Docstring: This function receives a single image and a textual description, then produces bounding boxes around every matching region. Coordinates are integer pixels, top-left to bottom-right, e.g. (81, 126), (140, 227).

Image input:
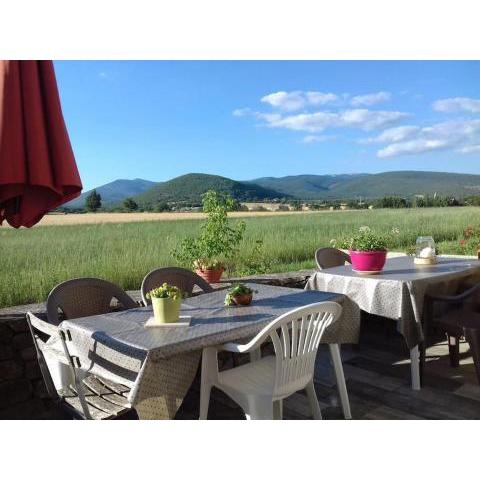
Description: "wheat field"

(27, 209), (327, 227)
(1, 207), (479, 308)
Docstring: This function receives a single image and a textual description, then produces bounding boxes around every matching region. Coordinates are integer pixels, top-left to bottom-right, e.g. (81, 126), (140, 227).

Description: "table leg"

(410, 345), (421, 390)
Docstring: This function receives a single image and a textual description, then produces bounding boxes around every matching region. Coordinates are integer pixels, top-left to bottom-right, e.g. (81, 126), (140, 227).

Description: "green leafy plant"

(146, 283), (183, 301)
(333, 226), (388, 252)
(172, 190), (246, 270)
(235, 240), (272, 276)
(405, 245), (416, 256)
(224, 283), (256, 306)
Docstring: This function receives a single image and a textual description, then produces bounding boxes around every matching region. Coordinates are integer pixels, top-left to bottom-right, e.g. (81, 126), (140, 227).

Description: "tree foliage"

(123, 197), (138, 211)
(171, 190), (246, 269)
(85, 190), (102, 212)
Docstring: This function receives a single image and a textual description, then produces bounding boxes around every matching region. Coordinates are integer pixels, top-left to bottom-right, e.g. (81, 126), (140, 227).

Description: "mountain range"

(65, 171), (480, 209)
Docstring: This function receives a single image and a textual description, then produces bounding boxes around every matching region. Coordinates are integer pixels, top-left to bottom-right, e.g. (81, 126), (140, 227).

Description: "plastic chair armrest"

(426, 282), (480, 305)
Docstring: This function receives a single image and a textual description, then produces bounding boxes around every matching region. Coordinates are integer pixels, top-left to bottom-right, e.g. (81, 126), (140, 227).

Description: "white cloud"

(259, 108), (408, 133)
(260, 90), (337, 111)
(376, 119), (480, 158)
(350, 91), (391, 107)
(459, 144), (480, 154)
(232, 108), (251, 117)
(98, 72), (108, 79)
(301, 135), (331, 144)
(339, 109), (407, 130)
(305, 91), (338, 106)
(363, 125), (420, 143)
(433, 97), (480, 113)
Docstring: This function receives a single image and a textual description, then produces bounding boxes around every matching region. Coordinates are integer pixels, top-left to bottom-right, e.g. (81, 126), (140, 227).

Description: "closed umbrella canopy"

(0, 60), (82, 228)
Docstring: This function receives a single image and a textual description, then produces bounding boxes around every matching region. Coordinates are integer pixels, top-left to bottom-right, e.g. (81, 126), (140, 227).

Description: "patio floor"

(176, 315), (480, 420)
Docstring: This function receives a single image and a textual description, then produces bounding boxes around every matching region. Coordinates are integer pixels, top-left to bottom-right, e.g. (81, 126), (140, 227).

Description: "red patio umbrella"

(0, 60), (82, 228)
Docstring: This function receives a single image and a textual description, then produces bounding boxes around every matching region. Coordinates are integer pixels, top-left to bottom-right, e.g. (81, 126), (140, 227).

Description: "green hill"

(134, 173), (287, 206)
(66, 178), (159, 208)
(249, 174), (367, 199)
(251, 171), (480, 200)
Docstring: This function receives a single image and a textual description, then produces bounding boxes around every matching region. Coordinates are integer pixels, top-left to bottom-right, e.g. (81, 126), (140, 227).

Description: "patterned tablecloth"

(57, 283), (360, 419)
(306, 256), (480, 349)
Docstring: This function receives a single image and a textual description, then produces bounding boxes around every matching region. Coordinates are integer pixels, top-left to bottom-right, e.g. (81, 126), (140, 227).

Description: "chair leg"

(410, 345), (421, 391)
(245, 397), (274, 420)
(447, 334), (460, 368)
(249, 349), (262, 363)
(199, 382), (212, 420)
(305, 380), (322, 420)
(199, 347), (217, 420)
(273, 399), (283, 420)
(465, 328), (480, 385)
(329, 343), (352, 419)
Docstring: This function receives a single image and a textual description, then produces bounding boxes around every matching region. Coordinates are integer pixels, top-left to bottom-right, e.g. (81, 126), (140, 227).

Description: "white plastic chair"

(26, 312), (134, 420)
(199, 301), (348, 420)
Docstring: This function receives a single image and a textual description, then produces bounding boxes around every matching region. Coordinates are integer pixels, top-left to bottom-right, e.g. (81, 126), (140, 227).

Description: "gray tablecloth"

(59, 283), (360, 419)
(306, 256), (480, 349)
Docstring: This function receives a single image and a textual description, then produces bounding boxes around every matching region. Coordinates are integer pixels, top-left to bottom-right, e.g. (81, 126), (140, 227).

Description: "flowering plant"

(332, 226), (388, 252)
(146, 283), (183, 301)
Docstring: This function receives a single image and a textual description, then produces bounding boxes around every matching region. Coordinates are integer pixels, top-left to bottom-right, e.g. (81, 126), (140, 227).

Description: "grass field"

(1, 207), (480, 308)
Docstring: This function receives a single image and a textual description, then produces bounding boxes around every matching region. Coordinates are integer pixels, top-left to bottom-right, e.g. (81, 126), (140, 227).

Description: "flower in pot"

(146, 283), (183, 324)
(193, 258), (225, 283)
(336, 226), (388, 273)
(224, 283), (256, 306)
(171, 190), (246, 284)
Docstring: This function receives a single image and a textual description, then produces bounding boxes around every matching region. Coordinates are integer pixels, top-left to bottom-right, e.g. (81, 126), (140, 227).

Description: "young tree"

(85, 189), (102, 212)
(123, 197), (138, 211)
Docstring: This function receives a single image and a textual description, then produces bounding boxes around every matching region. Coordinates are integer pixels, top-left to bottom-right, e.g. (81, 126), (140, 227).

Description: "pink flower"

(459, 240), (465, 246)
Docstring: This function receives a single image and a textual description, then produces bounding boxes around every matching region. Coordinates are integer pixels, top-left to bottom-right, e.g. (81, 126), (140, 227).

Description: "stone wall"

(0, 314), (58, 419)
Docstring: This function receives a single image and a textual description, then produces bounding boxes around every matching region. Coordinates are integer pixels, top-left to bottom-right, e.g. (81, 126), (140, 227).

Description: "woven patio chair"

(315, 247), (351, 270)
(26, 312), (136, 420)
(199, 301), (348, 420)
(141, 267), (213, 306)
(422, 282), (480, 385)
(46, 277), (138, 325)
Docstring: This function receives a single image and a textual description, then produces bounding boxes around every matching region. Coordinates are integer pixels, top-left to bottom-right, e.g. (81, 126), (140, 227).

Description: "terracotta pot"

(231, 293), (253, 306)
(349, 250), (387, 273)
(195, 267), (224, 284)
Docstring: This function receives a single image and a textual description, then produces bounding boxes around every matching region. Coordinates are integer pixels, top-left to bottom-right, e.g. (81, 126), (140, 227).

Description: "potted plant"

(193, 258), (225, 283)
(224, 283), (256, 306)
(146, 283), (183, 324)
(335, 226), (388, 273)
(172, 190), (246, 283)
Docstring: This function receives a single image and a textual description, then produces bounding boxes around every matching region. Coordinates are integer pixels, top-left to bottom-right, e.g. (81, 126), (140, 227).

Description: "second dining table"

(306, 255), (480, 390)
(55, 283), (360, 419)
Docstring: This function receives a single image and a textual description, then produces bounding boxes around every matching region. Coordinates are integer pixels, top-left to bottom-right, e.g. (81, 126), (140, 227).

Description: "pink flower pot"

(349, 250), (387, 273)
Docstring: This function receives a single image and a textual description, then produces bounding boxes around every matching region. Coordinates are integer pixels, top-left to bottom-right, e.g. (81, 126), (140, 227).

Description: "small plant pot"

(195, 267), (224, 284)
(231, 293), (253, 306)
(151, 296), (182, 324)
(350, 250), (387, 273)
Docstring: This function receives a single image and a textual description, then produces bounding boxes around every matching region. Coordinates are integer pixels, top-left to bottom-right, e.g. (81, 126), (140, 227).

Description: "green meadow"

(1, 207), (480, 308)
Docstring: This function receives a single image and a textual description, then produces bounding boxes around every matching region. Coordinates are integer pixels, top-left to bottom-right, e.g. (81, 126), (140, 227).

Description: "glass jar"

(415, 236), (436, 260)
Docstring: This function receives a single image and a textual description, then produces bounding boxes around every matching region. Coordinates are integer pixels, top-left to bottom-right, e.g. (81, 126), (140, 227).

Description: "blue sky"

(54, 61), (480, 190)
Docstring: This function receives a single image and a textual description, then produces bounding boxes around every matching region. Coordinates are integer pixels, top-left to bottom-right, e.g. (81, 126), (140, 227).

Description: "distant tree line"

(53, 193), (480, 214)
(305, 194), (477, 210)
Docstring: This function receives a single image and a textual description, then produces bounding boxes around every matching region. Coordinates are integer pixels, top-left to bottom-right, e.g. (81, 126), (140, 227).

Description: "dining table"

(305, 255), (480, 390)
(51, 283), (360, 419)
